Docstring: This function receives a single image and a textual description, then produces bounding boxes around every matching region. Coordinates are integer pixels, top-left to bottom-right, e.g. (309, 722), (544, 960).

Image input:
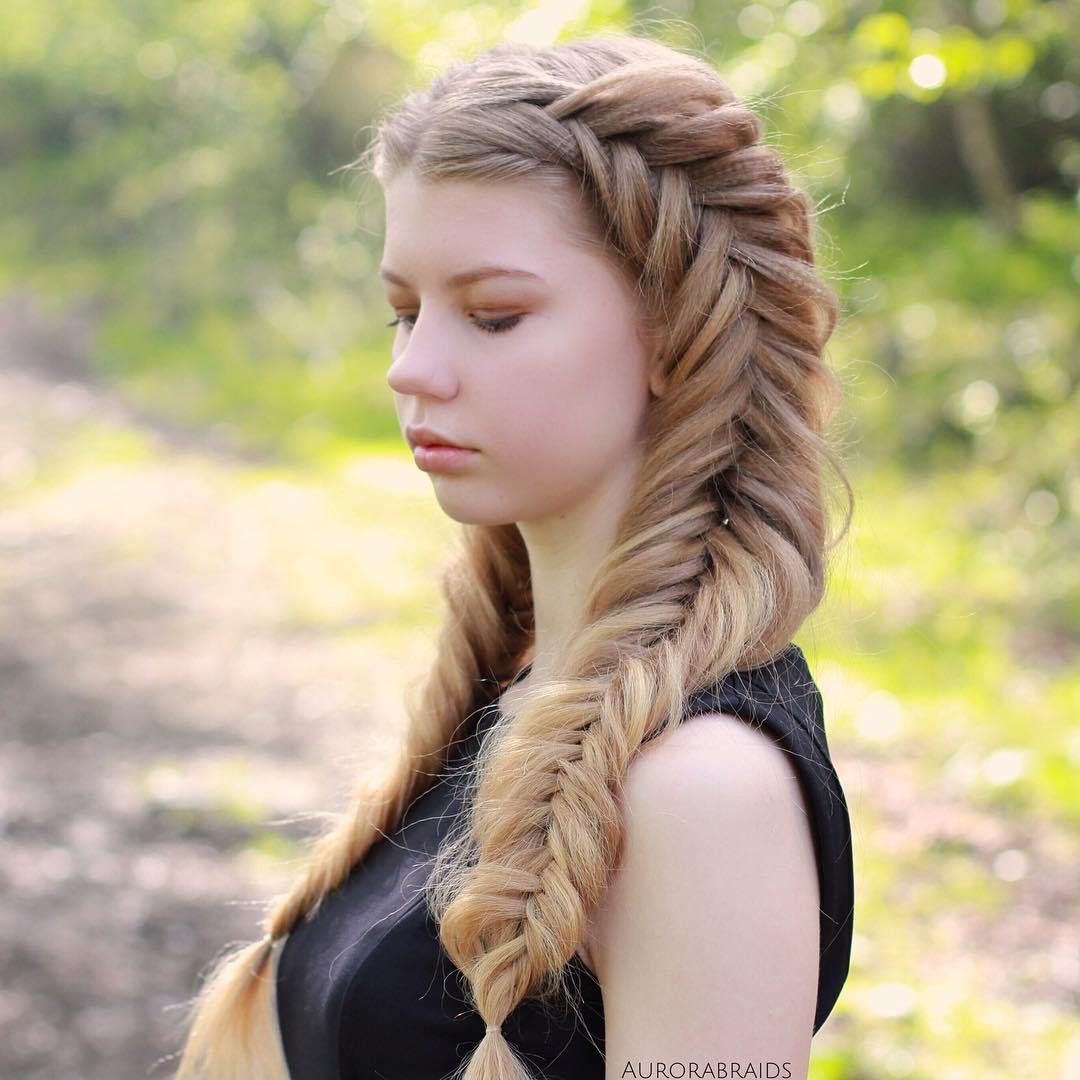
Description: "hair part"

(172, 27), (852, 1080)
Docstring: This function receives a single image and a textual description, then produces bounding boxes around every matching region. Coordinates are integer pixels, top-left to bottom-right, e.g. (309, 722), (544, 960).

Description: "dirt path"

(0, 291), (417, 1079)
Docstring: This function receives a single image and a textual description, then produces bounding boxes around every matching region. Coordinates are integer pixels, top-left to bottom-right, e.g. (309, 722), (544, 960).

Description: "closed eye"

(386, 313), (523, 336)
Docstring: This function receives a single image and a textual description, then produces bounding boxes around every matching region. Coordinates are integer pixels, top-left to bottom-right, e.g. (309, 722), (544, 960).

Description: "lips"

(405, 424), (473, 451)
(412, 443), (478, 473)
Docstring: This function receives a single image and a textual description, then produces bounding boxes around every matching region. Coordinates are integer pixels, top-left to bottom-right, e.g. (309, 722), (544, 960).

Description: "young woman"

(175, 29), (856, 1080)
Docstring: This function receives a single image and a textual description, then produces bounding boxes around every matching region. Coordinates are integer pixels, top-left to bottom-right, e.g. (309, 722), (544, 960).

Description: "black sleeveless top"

(274, 642), (855, 1078)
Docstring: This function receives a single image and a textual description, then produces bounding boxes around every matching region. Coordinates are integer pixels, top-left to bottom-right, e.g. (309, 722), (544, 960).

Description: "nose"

(386, 313), (463, 399)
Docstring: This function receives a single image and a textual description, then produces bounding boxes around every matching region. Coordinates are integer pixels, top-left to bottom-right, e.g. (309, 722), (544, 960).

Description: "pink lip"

(413, 444), (478, 472)
(406, 424), (473, 450)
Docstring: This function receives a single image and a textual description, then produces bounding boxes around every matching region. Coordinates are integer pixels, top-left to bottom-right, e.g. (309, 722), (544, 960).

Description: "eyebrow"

(377, 264), (545, 288)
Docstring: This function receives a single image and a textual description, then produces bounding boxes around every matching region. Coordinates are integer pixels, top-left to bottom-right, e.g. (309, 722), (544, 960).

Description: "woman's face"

(382, 168), (662, 527)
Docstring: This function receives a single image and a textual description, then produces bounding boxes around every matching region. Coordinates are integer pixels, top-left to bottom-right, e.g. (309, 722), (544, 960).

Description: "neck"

(515, 441), (645, 691)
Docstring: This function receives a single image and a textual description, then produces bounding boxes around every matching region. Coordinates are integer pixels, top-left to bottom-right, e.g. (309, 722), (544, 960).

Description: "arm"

(590, 711), (821, 1080)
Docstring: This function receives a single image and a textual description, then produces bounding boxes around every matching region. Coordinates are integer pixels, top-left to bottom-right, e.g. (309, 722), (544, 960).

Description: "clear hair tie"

(486, 1023), (501, 1033)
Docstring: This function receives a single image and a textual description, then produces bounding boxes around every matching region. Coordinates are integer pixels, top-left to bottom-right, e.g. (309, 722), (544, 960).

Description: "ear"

(648, 348), (668, 399)
(634, 302), (668, 399)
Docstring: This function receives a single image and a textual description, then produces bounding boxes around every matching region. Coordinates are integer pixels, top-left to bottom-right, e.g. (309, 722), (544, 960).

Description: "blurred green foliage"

(2, 1), (1078, 1077)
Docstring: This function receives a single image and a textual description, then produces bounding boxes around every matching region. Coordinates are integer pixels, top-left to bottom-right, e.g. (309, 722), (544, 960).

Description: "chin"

(431, 493), (520, 529)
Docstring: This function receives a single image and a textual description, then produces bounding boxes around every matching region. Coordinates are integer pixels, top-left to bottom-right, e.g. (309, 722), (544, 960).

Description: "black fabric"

(275, 642), (854, 1078)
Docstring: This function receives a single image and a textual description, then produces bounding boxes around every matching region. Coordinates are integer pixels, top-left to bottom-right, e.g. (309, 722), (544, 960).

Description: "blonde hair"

(172, 28), (853, 1079)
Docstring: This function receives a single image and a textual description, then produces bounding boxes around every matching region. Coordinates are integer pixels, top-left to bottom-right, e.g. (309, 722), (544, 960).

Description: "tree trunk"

(950, 93), (1020, 238)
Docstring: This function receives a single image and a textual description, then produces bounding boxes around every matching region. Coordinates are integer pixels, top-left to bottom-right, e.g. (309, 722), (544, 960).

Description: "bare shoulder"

(585, 710), (820, 1075)
(630, 707), (801, 787)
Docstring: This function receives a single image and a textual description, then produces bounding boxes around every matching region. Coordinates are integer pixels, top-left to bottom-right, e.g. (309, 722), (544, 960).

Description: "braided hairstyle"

(173, 29), (852, 1079)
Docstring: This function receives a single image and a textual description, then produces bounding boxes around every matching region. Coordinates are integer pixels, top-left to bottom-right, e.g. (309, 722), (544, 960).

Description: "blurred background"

(0, 1), (1077, 1078)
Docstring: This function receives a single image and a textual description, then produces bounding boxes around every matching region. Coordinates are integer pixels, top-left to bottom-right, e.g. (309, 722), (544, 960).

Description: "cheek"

(492, 315), (649, 479)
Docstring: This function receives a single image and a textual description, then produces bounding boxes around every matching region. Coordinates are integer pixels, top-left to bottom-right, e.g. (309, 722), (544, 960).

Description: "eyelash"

(386, 313), (523, 335)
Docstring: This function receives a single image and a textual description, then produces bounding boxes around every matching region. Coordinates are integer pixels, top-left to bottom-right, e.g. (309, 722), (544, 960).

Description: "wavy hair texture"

(173, 27), (853, 1080)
